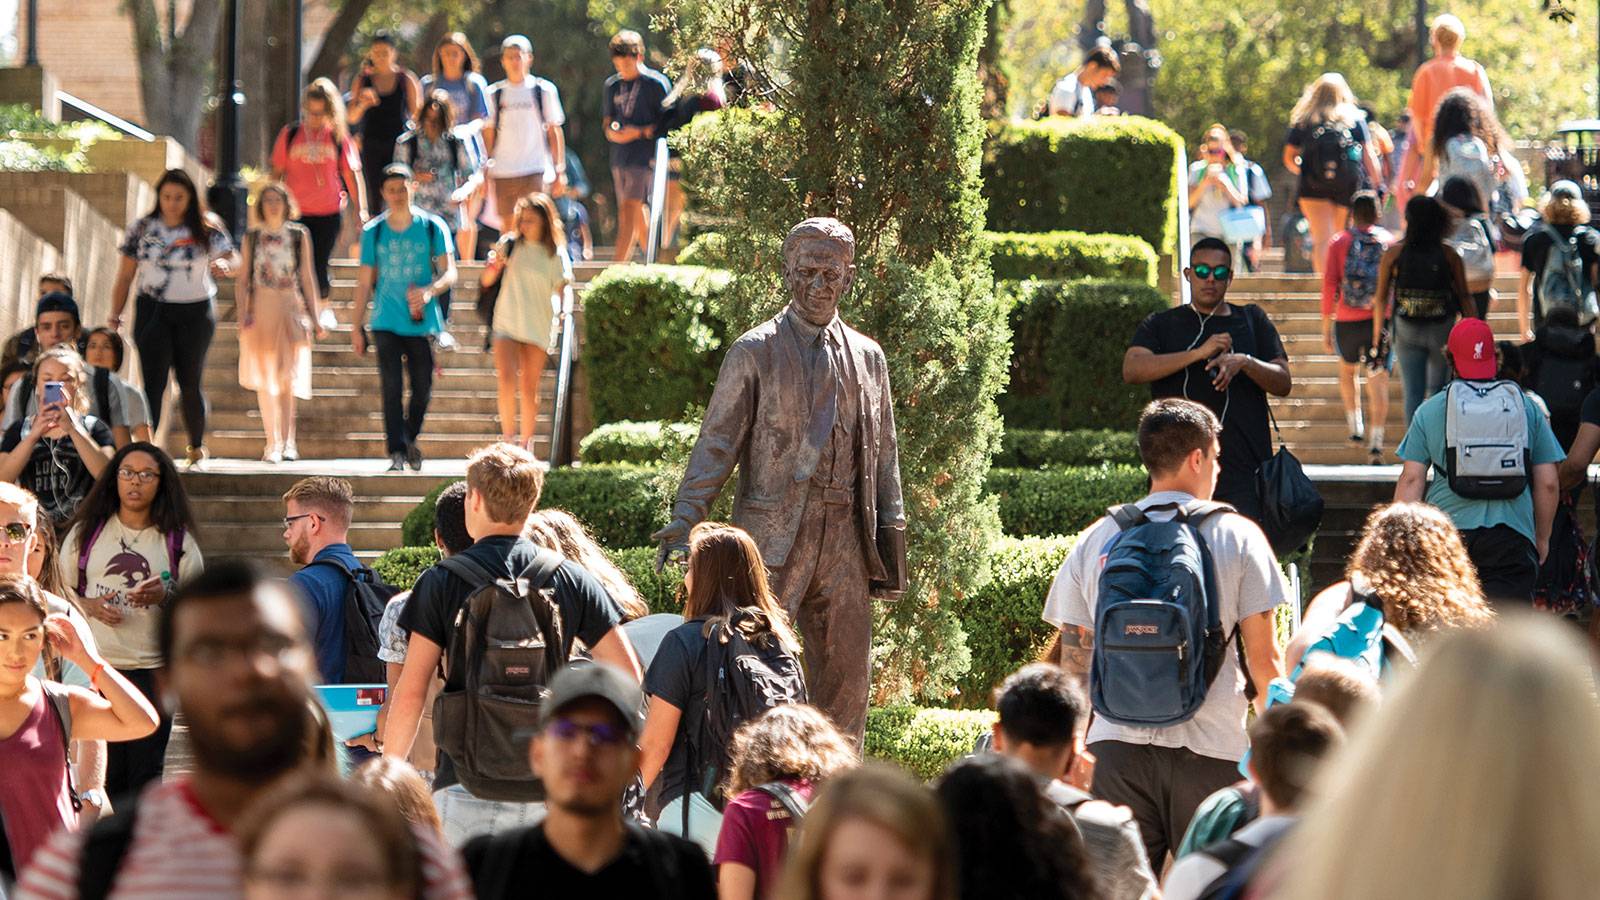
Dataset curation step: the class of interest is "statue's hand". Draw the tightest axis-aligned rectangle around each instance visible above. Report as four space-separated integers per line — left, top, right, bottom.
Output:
651 519 693 573
870 586 906 601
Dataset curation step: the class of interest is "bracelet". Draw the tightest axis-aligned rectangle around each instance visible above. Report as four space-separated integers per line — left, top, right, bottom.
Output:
89 662 105 690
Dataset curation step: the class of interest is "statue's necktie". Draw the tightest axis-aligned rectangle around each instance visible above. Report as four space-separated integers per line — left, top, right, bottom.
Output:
795 329 838 482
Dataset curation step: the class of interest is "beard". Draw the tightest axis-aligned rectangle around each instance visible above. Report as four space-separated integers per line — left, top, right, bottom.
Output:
185 690 311 781
288 532 311 566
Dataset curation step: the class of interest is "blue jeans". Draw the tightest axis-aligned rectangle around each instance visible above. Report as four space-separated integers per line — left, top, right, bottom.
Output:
1394 317 1454 423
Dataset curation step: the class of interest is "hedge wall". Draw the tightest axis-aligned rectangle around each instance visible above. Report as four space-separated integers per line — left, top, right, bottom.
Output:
865 706 996 781
994 429 1140 469
950 536 1074 705
1000 279 1168 431
986 231 1157 285
983 115 1183 254
583 265 732 425
985 465 1147 537
579 421 702 465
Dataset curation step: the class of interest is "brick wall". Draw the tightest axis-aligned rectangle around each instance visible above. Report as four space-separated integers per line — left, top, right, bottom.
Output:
0 171 151 230
0 186 122 326
0 212 63 338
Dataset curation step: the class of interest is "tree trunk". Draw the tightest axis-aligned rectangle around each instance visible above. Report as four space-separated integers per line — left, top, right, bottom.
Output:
307 0 379 87
125 0 225 152
1118 0 1157 115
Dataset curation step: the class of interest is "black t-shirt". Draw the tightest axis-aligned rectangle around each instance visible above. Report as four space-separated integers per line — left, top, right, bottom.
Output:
398 534 624 787
0 416 115 527
462 823 716 900
1521 224 1600 313
1130 303 1286 521
642 618 713 808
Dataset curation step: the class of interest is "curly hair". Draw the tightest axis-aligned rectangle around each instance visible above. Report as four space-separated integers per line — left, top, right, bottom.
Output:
724 704 858 798
1348 503 1495 635
1430 88 1500 159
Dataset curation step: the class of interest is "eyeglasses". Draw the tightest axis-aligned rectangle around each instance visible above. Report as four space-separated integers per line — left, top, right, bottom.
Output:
0 522 33 544
1192 263 1232 282
282 513 320 530
546 718 630 748
117 468 160 484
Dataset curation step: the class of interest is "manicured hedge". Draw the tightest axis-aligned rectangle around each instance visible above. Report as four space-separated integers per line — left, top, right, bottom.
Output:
583 265 732 425
986 231 1157 285
579 420 702 465
608 545 686 615
1000 278 1168 431
984 115 1183 254
984 465 1147 537
994 429 1140 469
950 536 1075 704
677 232 730 269
399 480 456 548
865 706 996 781
372 545 442 590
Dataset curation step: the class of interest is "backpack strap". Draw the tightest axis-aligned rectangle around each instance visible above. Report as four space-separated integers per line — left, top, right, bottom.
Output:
165 528 185 579
41 681 80 812
1106 503 1148 532
76 518 111 597
93 367 112 425
75 800 140 900
754 781 811 822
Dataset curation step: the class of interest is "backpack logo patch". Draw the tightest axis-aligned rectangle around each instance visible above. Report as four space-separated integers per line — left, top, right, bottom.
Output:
1124 623 1159 636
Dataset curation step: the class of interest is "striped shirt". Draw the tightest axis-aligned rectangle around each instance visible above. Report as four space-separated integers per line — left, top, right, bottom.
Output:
16 778 471 900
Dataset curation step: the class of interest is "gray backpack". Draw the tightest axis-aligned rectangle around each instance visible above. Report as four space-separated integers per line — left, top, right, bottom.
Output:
1537 224 1599 324
1443 380 1531 499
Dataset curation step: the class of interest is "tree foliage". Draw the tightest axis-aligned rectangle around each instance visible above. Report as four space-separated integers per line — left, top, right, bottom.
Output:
665 0 1010 703
123 0 224 153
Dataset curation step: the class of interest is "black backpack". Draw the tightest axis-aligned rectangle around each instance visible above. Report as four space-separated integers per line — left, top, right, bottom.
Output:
306 557 399 684
432 551 565 802
1303 121 1362 203
1530 324 1597 428
683 612 807 815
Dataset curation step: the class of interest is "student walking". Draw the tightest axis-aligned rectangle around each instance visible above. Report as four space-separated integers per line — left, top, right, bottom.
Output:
393 91 482 251
1439 175 1498 319
1396 13 1494 209
603 30 671 263
1372 195 1475 423
348 32 422 219
1187 125 1251 261
1283 74 1383 274
660 48 727 247
1517 180 1600 340
270 78 366 298
108 169 238 469
483 35 567 233
350 165 457 472
2 296 136 449
479 193 570 448
82 328 152 447
1321 191 1395 461
282 477 371 685
421 32 491 259
0 348 116 529
1048 44 1121 118
57 443 201 801
237 184 323 464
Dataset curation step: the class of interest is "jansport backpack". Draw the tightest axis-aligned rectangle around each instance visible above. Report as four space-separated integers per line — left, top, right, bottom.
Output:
1303 122 1362 203
1536 224 1600 324
307 557 399 684
1340 228 1385 310
1090 500 1232 727
1443 380 1532 500
433 551 565 802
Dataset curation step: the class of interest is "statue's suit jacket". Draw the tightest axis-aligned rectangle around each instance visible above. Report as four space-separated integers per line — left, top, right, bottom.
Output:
670 309 907 589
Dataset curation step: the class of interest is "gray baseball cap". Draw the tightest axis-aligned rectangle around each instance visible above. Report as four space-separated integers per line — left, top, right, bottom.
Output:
538 662 645 737
1549 180 1583 201
502 34 533 55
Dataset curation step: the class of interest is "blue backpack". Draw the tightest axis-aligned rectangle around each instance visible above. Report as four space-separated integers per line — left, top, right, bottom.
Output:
1091 500 1233 727
1288 583 1416 684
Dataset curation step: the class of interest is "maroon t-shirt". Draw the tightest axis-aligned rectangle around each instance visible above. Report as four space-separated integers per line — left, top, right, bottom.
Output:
0 689 75 875
712 779 815 900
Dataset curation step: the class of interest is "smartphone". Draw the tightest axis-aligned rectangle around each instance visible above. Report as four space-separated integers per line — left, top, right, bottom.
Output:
42 381 64 407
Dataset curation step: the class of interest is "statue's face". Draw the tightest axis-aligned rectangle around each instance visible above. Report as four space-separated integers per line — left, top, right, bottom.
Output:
784 242 855 327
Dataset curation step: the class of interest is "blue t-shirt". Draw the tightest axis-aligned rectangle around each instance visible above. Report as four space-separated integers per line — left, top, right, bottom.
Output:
1396 381 1565 543
602 66 671 169
420 72 491 124
358 210 451 337
289 543 363 684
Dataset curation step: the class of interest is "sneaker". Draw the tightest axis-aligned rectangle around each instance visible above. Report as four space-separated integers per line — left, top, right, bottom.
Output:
183 446 206 471
387 452 407 472
282 442 299 462
1369 447 1384 465
436 331 458 353
262 444 283 464
406 442 423 471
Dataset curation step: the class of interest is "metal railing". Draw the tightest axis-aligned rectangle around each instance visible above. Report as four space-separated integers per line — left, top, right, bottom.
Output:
57 92 155 141
545 275 578 465
1176 137 1191 305
644 136 670 264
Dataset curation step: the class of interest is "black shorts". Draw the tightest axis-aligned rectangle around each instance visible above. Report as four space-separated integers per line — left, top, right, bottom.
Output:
1334 320 1392 369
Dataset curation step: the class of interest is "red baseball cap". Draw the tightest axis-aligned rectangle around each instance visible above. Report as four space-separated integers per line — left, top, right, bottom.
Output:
1447 318 1497 380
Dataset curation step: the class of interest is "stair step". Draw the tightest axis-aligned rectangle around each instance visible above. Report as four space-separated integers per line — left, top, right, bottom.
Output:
168 434 547 461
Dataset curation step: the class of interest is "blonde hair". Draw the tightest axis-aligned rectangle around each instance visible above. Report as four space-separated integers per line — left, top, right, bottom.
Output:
351 757 443 835
466 442 545 525
524 509 646 620
684 523 800 655
1541 192 1592 227
1290 73 1361 129
1432 13 1465 51
1202 123 1241 168
0 483 39 524
1267 616 1600 900
1347 503 1495 636
776 763 957 900
282 476 354 530
33 346 90 415
302 77 350 144
251 182 299 226
724 704 858 797
512 192 565 256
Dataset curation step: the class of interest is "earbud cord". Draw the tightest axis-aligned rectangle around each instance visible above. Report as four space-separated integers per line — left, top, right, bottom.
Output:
1182 304 1231 425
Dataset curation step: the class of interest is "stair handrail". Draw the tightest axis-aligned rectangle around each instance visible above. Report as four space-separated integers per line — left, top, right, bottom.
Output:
56 91 155 141
644 136 670 264
1176 136 1191 305
546 264 578 466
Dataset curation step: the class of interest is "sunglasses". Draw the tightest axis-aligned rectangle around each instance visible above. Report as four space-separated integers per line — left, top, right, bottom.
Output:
1192 263 1232 282
0 522 33 543
546 718 630 747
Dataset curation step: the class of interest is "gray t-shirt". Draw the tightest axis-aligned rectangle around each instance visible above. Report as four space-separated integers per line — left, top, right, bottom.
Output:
1047 780 1160 900
1042 491 1289 762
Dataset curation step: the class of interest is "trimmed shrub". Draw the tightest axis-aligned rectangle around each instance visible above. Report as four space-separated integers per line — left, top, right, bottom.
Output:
400 465 668 553
995 429 1140 469
865 706 997 781
677 232 729 269
579 420 701 465
372 545 442 590
583 265 732 425
608 546 686 615
951 536 1075 705
399 480 456 548
984 116 1183 254
985 465 1147 537
1000 278 1168 430
986 231 1157 285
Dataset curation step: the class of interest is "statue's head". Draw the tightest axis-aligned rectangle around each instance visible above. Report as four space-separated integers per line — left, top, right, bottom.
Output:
782 217 856 327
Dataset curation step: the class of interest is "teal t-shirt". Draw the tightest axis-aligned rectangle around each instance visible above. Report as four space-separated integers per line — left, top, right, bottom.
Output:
358 210 451 336
1396 381 1565 543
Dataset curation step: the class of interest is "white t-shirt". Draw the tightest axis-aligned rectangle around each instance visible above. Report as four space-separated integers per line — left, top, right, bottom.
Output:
1160 815 1295 900
118 217 234 304
58 517 203 669
488 77 565 179
1049 71 1094 117
1042 491 1289 762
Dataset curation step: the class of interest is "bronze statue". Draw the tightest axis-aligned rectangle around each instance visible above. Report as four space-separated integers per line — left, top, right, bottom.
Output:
653 217 906 741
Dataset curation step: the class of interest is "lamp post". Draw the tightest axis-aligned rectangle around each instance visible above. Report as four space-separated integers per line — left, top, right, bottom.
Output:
1415 0 1428 69
290 0 304 116
24 0 38 66
209 0 247 242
